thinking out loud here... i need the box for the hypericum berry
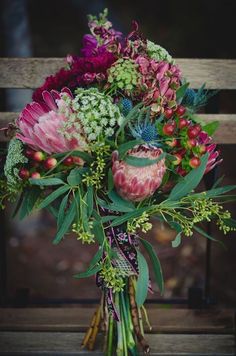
[44,157,57,169]
[31,172,41,179]
[187,124,201,139]
[73,156,84,165]
[186,138,197,149]
[173,153,182,165]
[25,148,35,158]
[63,156,74,166]
[177,166,187,176]
[176,106,186,116]
[33,151,45,162]
[19,168,30,180]
[178,118,188,129]
[189,156,201,168]
[166,138,177,147]
[164,108,174,119]
[199,144,207,154]
[163,121,176,136]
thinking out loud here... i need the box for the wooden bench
[0,58,236,355]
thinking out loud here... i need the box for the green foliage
[38,185,70,210]
[140,238,164,295]
[124,152,166,167]
[53,197,77,244]
[29,177,65,186]
[202,121,219,136]
[19,187,42,220]
[167,153,209,201]
[136,251,149,307]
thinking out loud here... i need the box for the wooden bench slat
[0,58,236,89]
[1,113,236,143]
[0,308,234,334]
[0,332,235,355]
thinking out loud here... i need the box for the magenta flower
[16,88,87,155]
[135,56,181,109]
[112,145,166,202]
[198,131,222,173]
[33,52,116,103]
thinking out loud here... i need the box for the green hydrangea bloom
[4,139,28,191]
[147,40,174,63]
[60,88,123,142]
[108,58,141,93]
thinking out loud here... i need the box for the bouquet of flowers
[1,8,236,355]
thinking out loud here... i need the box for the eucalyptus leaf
[194,226,226,249]
[202,121,219,136]
[86,186,94,218]
[57,193,70,229]
[108,168,114,193]
[118,139,143,157]
[38,185,70,210]
[29,177,64,186]
[19,187,41,220]
[136,251,149,307]
[110,207,148,227]
[124,152,166,167]
[73,264,101,279]
[167,153,209,201]
[89,247,103,269]
[140,238,164,294]
[67,168,83,186]
[176,82,189,101]
[53,198,76,244]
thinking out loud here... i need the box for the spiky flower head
[130,121,158,143]
[119,98,133,116]
[107,58,141,94]
[147,40,174,63]
[4,139,28,191]
[60,87,124,142]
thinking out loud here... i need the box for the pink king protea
[16,88,87,154]
[112,145,166,202]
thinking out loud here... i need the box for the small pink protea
[16,88,87,155]
[112,145,166,202]
[198,132,222,173]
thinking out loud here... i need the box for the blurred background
[0,0,235,307]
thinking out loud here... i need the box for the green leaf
[124,152,166,167]
[38,185,70,210]
[136,251,149,307]
[167,153,209,201]
[73,264,101,279]
[57,193,70,229]
[202,121,219,136]
[140,239,164,294]
[169,222,182,248]
[110,207,148,227]
[108,190,135,210]
[97,197,135,213]
[46,205,58,218]
[194,226,226,248]
[222,218,236,229]
[204,185,236,198]
[86,186,94,218]
[29,177,64,186]
[53,150,93,163]
[176,82,189,101]
[118,139,143,157]
[89,247,103,269]
[53,198,76,244]
[67,168,83,186]
[108,168,114,193]
[212,175,225,189]
[19,187,41,220]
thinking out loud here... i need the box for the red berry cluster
[161,105,206,176]
[18,148,83,181]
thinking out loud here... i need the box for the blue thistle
[120,98,133,116]
[182,88,196,106]
[182,85,218,111]
[130,122,158,143]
